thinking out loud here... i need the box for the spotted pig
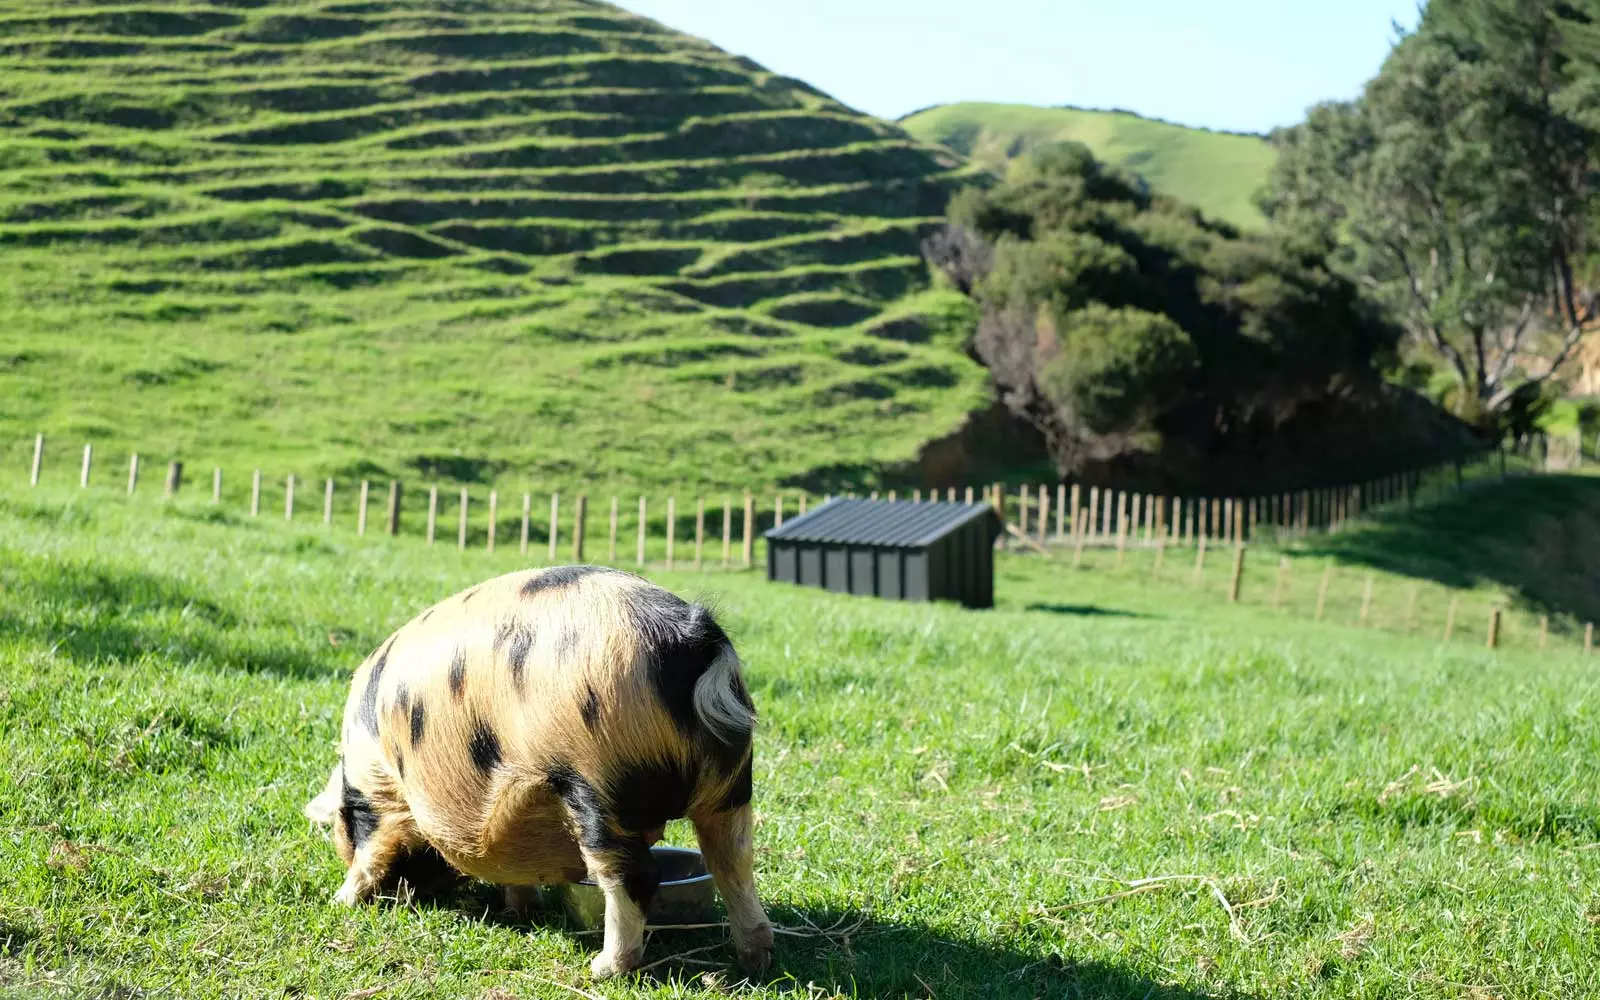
[303,565,772,979]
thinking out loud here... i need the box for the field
[0,0,992,495]
[3,468,1598,1000]
[899,103,1276,232]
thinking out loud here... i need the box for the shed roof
[764,498,1000,548]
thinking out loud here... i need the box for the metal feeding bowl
[558,845,717,930]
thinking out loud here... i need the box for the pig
[302,565,773,979]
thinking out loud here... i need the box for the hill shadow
[0,543,345,681]
[1296,473,1600,623]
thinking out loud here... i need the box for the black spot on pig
[340,772,379,850]
[468,721,501,774]
[448,648,467,700]
[410,699,426,747]
[557,625,579,660]
[717,751,753,812]
[581,685,601,731]
[358,637,397,738]
[608,759,694,834]
[520,565,621,598]
[505,626,533,691]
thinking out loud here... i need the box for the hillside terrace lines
[0,0,991,491]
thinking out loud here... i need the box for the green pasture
[2,468,1597,999]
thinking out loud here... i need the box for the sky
[611,0,1423,135]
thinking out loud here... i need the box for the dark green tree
[1262,0,1600,430]
[925,141,1406,485]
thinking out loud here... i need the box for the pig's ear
[304,764,342,825]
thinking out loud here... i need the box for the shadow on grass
[0,543,346,681]
[394,879,1238,999]
[1298,473,1600,623]
[1025,603,1146,618]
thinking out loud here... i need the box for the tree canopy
[1262,0,1600,432]
[924,141,1401,483]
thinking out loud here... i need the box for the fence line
[13,434,1583,653]
[13,437,1546,557]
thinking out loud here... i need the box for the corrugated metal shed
[764,498,1003,609]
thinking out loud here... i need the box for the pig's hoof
[590,947,643,979]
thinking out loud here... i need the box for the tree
[925,140,1407,486]
[1261,0,1600,431]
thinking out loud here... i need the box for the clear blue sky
[611,0,1421,134]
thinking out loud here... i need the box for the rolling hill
[0,0,994,495]
[899,102,1276,231]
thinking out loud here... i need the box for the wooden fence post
[1586,622,1594,654]
[1487,607,1501,650]
[636,497,647,566]
[81,444,93,488]
[548,493,559,562]
[487,490,498,554]
[1038,485,1050,546]
[457,488,469,550]
[165,461,184,499]
[1068,484,1081,543]
[1087,487,1100,544]
[1444,595,1458,641]
[251,469,262,517]
[1114,495,1128,569]
[1359,574,1374,626]
[774,495,785,528]
[694,498,705,569]
[128,453,139,495]
[721,497,732,566]
[1192,533,1208,583]
[1056,483,1066,539]
[427,486,438,545]
[386,482,401,537]
[214,468,223,505]
[1227,543,1246,603]
[743,492,755,568]
[1129,493,1141,544]
[520,493,531,556]
[323,478,333,524]
[1315,564,1333,621]
[357,480,369,536]
[30,433,42,486]
[666,496,676,569]
[609,497,619,562]
[799,494,808,516]
[283,473,293,518]
[1072,509,1089,568]
[572,494,586,562]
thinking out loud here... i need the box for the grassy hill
[4,471,1599,997]
[899,102,1276,231]
[0,0,993,495]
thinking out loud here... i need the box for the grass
[0,0,994,496]
[899,103,1276,231]
[3,468,1599,999]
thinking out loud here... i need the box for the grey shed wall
[764,499,1002,609]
